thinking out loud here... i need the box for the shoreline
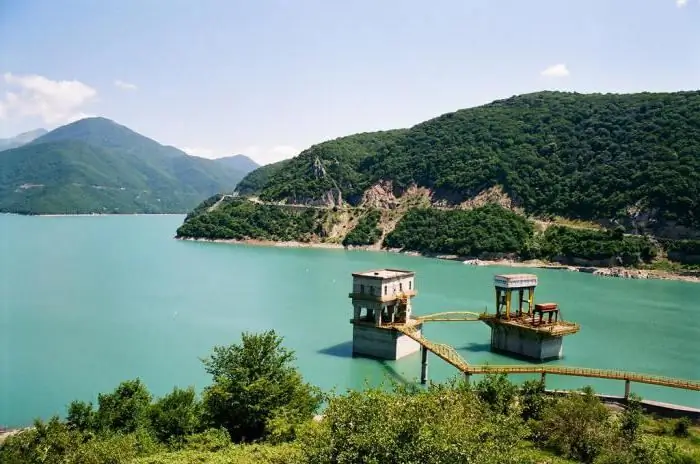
[0,427,28,443]
[176,237,700,284]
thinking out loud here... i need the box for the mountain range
[0,118,258,214]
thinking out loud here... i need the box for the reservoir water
[1,214,699,427]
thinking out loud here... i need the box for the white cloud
[0,73,97,124]
[676,0,687,7]
[540,63,570,78]
[180,144,299,164]
[114,79,137,91]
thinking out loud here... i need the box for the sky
[0,0,698,165]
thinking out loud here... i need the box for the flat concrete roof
[494,273,539,289]
[494,273,538,280]
[352,268,415,280]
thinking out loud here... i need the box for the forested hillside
[248,91,700,236]
[0,118,255,214]
[177,91,700,271]
[235,158,292,196]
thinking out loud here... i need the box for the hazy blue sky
[0,0,698,164]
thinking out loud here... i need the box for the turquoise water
[1,214,699,427]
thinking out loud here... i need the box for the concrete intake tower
[480,273,580,360]
[348,269,422,360]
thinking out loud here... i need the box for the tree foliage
[533,386,614,463]
[235,159,293,196]
[200,330,322,442]
[384,204,534,256]
[149,386,202,443]
[298,380,531,464]
[95,378,152,434]
[3,336,698,464]
[342,209,382,246]
[539,225,657,265]
[66,399,95,433]
[177,199,321,242]
[245,91,700,233]
[178,199,684,265]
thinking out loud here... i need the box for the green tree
[595,435,695,464]
[149,386,202,444]
[620,393,643,442]
[200,330,322,442]
[0,417,82,464]
[342,209,383,246]
[96,378,152,434]
[298,380,532,464]
[519,379,547,422]
[66,399,96,432]
[673,417,691,438]
[474,373,519,415]
[534,386,613,463]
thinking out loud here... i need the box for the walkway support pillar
[541,372,547,386]
[420,346,428,385]
[624,379,631,401]
[464,372,471,385]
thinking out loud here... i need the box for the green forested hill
[0,118,255,214]
[178,91,700,268]
[259,129,407,204]
[253,91,700,232]
[235,158,292,196]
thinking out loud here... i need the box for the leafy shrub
[200,330,322,442]
[183,428,231,452]
[533,387,614,463]
[149,386,202,444]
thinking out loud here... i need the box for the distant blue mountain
[0,128,48,151]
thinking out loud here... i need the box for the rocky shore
[0,427,26,443]
[176,237,700,283]
[460,257,698,282]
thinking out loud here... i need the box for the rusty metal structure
[348,269,700,399]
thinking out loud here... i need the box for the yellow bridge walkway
[392,317,700,393]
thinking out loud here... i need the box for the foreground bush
[298,380,532,464]
[200,330,323,442]
[2,333,699,464]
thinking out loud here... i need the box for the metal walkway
[393,313,700,393]
[415,311,482,322]
[394,324,470,372]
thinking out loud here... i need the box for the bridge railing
[466,365,700,391]
[388,321,700,392]
[415,311,483,322]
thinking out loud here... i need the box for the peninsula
[176,91,700,282]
